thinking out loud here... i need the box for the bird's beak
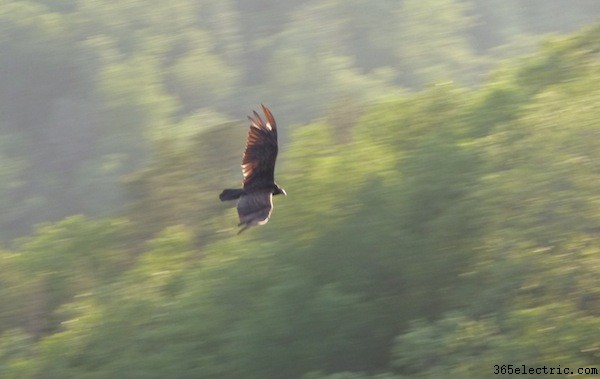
[281,189,287,196]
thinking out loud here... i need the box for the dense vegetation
[1,1,599,378]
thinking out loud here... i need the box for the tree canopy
[1,1,600,378]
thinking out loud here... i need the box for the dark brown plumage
[219,105,286,234]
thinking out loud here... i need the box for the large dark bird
[219,105,286,234]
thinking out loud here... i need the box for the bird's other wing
[236,190,274,229]
[241,104,278,189]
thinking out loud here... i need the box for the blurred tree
[123,119,248,244]
[166,30,240,113]
[0,1,101,237]
[12,216,131,338]
[0,0,598,242]
[392,305,600,378]
[0,6,599,379]
[394,0,483,87]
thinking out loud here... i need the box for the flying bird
[219,105,286,234]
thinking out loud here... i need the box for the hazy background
[0,1,599,378]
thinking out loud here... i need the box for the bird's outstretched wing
[241,104,278,189]
[236,190,273,234]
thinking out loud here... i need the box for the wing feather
[241,104,279,189]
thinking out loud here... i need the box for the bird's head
[273,185,287,196]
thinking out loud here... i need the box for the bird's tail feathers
[219,188,244,201]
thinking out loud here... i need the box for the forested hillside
[1,1,600,378]
[1,0,599,239]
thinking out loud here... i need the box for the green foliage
[123,120,248,243]
[0,4,600,379]
[394,0,483,87]
[168,45,238,111]
[0,0,598,240]
[391,304,600,378]
[0,216,131,339]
